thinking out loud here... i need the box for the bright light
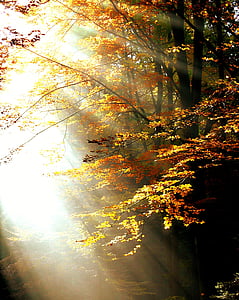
[0,63,40,106]
[0,3,39,37]
[0,127,68,234]
[0,4,80,234]
[0,7,63,233]
[60,42,89,61]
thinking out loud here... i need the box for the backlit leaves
[4,0,237,256]
[68,79,238,250]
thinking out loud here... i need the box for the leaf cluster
[13,0,238,254]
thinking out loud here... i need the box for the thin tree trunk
[215,0,225,79]
[191,0,205,137]
[192,0,205,106]
[155,61,163,115]
[167,54,174,111]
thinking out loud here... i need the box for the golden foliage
[3,0,237,255]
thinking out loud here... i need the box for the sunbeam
[0,129,68,234]
[1,0,237,299]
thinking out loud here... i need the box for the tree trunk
[215,0,225,79]
[170,0,191,109]
[191,0,205,137]
[192,0,205,106]
[167,54,174,111]
[155,61,163,115]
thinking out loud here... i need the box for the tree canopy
[42,0,239,248]
[0,0,238,262]
[0,0,238,299]
[1,0,239,244]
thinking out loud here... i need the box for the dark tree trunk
[191,0,205,137]
[192,0,205,106]
[170,0,192,110]
[215,0,225,79]
[155,61,163,115]
[167,54,174,111]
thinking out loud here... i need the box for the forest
[0,0,238,299]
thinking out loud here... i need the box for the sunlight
[1,0,236,298]
[0,126,68,234]
[0,63,40,106]
[0,4,84,235]
[0,4,44,107]
[0,9,62,233]
[0,3,138,300]
[0,3,39,38]
[60,42,89,61]
[61,26,90,61]
[0,7,54,232]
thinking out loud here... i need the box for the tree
[2,0,237,266]
[44,0,239,243]
[0,0,238,298]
